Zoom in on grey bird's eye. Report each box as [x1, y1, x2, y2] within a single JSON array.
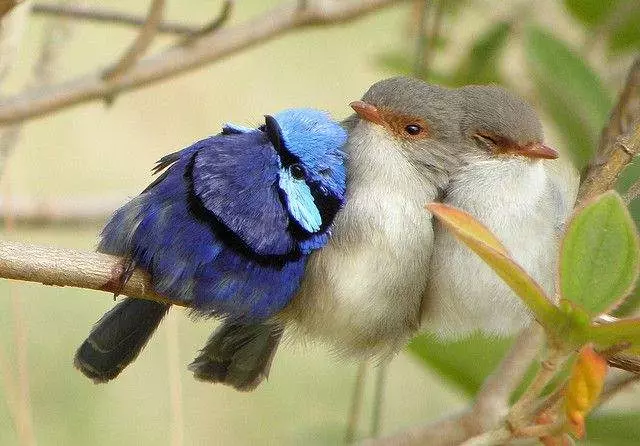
[[405, 124, 422, 135], [290, 164, 305, 180]]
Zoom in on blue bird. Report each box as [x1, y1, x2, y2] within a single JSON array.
[[74, 108, 347, 389]]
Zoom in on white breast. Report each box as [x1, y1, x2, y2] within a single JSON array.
[[282, 123, 438, 358], [423, 158, 559, 339]]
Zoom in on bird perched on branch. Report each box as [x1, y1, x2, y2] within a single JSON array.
[[191, 78, 469, 389], [422, 85, 578, 338], [74, 108, 348, 385]]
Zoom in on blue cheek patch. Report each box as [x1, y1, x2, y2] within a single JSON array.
[[278, 169, 322, 233]]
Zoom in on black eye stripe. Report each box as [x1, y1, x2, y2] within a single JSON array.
[[290, 164, 305, 179]]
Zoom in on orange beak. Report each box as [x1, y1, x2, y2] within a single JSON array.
[[510, 142, 559, 160], [350, 101, 385, 126]]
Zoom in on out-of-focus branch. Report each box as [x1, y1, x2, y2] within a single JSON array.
[[1, 0, 69, 178], [0, 0, 23, 19], [31, 2, 202, 34], [623, 179, 640, 205], [0, 1, 30, 85], [179, 0, 233, 46], [0, 239, 185, 307], [0, 0, 406, 125], [577, 56, 640, 206], [102, 0, 165, 82], [599, 369, 640, 406], [0, 195, 121, 225]]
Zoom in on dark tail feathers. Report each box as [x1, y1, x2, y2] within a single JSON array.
[[189, 321, 283, 391], [74, 297, 170, 383]]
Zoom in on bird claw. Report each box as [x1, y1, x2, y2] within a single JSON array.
[[112, 258, 136, 298]]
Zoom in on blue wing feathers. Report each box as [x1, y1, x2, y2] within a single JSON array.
[[99, 133, 306, 321], [99, 110, 345, 323]]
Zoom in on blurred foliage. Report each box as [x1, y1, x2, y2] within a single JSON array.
[[389, 0, 640, 441]]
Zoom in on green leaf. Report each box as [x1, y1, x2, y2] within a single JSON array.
[[560, 191, 640, 316], [406, 334, 513, 398], [563, 0, 618, 27], [525, 27, 612, 169], [427, 203, 559, 331], [586, 412, 640, 445], [450, 21, 511, 86]]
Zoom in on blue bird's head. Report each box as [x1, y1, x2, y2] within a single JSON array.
[[262, 108, 347, 238]]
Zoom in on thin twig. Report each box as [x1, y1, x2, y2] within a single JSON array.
[[370, 362, 387, 438], [471, 325, 543, 431], [345, 361, 367, 444], [0, 0, 406, 125], [0, 0, 22, 19], [599, 369, 640, 406], [179, 0, 233, 46], [623, 179, 640, 205], [0, 195, 121, 225], [577, 125, 640, 207], [11, 286, 36, 446], [102, 0, 165, 82], [507, 348, 566, 434], [166, 311, 184, 446], [0, 239, 187, 307], [577, 56, 640, 206], [31, 3, 201, 34]]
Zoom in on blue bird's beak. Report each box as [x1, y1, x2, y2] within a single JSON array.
[[264, 115, 285, 152]]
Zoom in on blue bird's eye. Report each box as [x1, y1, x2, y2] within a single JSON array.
[[290, 164, 305, 180]]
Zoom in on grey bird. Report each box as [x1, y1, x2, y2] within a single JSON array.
[[422, 85, 579, 339], [190, 77, 469, 389]]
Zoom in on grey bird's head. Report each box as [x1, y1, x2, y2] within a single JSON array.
[[347, 76, 466, 189], [458, 85, 558, 162]]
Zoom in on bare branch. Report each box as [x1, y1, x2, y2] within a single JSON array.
[[577, 56, 640, 206], [623, 178, 640, 205], [0, 239, 185, 307], [0, 195, 121, 225], [102, 0, 165, 82], [0, 0, 406, 125], [0, 0, 23, 19], [31, 3, 201, 34], [179, 0, 233, 46], [599, 369, 640, 406]]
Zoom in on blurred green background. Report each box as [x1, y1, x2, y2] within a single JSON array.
[[0, 0, 638, 445]]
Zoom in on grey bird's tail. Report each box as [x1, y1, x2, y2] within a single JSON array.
[[189, 321, 283, 391], [74, 297, 170, 383]]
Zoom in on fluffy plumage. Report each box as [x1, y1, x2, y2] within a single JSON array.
[[422, 85, 579, 338], [75, 108, 347, 384]]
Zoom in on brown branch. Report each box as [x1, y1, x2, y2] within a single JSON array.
[[0, 239, 185, 307], [623, 178, 640, 205], [577, 56, 640, 206], [0, 0, 23, 20], [102, 0, 165, 82], [0, 195, 122, 225], [0, 0, 406, 125], [31, 3, 201, 34], [600, 370, 640, 407], [179, 0, 233, 46]]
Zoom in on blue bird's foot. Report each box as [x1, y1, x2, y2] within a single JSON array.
[[189, 321, 283, 391], [111, 258, 136, 299]]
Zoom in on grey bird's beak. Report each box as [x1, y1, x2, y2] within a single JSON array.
[[350, 101, 385, 126], [511, 143, 559, 160]]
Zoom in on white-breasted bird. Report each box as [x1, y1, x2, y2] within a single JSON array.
[[422, 85, 579, 339]]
